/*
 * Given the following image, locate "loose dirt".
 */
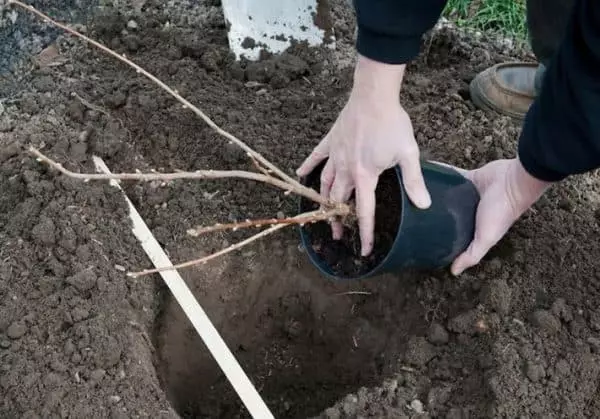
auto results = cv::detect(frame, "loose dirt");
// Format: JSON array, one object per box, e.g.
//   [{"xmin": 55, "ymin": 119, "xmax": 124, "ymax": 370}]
[{"xmin": 2, "ymin": 0, "xmax": 600, "ymax": 418}]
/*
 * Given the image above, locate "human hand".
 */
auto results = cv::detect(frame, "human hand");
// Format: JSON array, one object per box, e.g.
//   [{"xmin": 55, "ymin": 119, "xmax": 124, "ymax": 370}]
[
  {"xmin": 450, "ymin": 157, "xmax": 552, "ymax": 276},
  {"xmin": 296, "ymin": 55, "xmax": 431, "ymax": 256}
]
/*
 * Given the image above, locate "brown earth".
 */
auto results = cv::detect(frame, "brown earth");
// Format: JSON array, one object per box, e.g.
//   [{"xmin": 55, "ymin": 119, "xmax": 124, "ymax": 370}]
[{"xmin": 2, "ymin": 0, "xmax": 600, "ymax": 418}]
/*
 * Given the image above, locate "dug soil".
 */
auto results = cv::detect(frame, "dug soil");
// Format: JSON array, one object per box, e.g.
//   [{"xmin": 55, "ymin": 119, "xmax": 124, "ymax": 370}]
[{"xmin": 2, "ymin": 1, "xmax": 600, "ymax": 418}]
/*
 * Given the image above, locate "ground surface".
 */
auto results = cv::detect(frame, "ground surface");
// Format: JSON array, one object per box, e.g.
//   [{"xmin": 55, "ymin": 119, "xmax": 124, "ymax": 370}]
[{"xmin": 2, "ymin": 0, "xmax": 600, "ymax": 418}]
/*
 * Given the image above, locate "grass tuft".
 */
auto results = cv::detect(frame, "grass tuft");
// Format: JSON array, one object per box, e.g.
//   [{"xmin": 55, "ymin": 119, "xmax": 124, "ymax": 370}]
[{"xmin": 443, "ymin": 0, "xmax": 528, "ymax": 41}]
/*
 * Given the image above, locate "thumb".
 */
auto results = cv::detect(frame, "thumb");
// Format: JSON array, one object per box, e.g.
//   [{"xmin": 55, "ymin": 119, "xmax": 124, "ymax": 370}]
[
  {"xmin": 296, "ymin": 138, "xmax": 330, "ymax": 178},
  {"xmin": 450, "ymin": 233, "xmax": 495, "ymax": 276}
]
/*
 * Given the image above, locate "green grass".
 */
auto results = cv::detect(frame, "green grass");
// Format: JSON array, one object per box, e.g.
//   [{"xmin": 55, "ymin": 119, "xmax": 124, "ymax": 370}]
[{"xmin": 443, "ymin": 0, "xmax": 528, "ymax": 41}]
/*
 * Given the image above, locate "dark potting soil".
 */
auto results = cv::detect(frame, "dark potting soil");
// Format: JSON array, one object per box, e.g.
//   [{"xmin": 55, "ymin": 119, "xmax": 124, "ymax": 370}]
[
  {"xmin": 3, "ymin": 0, "xmax": 600, "ymax": 418},
  {"xmin": 300, "ymin": 165, "xmax": 401, "ymax": 278}
]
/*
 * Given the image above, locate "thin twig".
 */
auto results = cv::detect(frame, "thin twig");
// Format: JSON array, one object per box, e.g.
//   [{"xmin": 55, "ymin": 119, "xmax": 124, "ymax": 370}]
[
  {"xmin": 335, "ymin": 291, "xmax": 373, "ymax": 296},
  {"xmin": 187, "ymin": 209, "xmax": 337, "ymax": 236},
  {"xmin": 8, "ymin": 0, "xmax": 334, "ymax": 209},
  {"xmin": 130, "ymin": 208, "xmax": 327, "ymax": 277},
  {"xmin": 128, "ymin": 224, "xmax": 288, "ymax": 278},
  {"xmin": 30, "ymin": 147, "xmax": 339, "ymax": 205}
]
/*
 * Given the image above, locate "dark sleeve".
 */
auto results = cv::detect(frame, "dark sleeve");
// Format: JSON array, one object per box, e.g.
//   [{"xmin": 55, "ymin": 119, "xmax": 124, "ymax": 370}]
[
  {"xmin": 353, "ymin": 0, "xmax": 448, "ymax": 64},
  {"xmin": 518, "ymin": 0, "xmax": 600, "ymax": 182}
]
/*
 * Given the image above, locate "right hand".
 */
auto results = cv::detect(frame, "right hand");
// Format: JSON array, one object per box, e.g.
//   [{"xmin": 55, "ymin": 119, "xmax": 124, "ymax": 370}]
[{"xmin": 296, "ymin": 55, "xmax": 432, "ymax": 256}]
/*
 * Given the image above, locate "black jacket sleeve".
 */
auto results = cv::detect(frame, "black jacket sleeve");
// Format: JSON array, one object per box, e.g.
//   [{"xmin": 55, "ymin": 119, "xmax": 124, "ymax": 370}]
[
  {"xmin": 518, "ymin": 0, "xmax": 600, "ymax": 182},
  {"xmin": 353, "ymin": 0, "xmax": 448, "ymax": 64}
]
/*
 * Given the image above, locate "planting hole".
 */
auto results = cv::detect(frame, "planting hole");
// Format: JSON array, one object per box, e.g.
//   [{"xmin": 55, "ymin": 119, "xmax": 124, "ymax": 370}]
[{"xmin": 153, "ymin": 238, "xmax": 427, "ymax": 418}]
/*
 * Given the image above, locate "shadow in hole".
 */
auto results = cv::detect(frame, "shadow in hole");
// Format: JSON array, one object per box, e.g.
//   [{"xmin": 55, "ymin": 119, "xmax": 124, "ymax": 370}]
[{"xmin": 153, "ymin": 232, "xmax": 496, "ymax": 418}]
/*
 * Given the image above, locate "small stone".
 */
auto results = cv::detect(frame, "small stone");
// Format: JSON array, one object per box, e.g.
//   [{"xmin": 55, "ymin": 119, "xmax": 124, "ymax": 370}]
[
  {"xmin": 64, "ymin": 340, "xmax": 75, "ymax": 355},
  {"xmin": 109, "ymin": 395, "xmax": 121, "ymax": 404},
  {"xmin": 405, "ymin": 336, "xmax": 436, "ymax": 366},
  {"xmin": 411, "ymin": 399, "xmax": 425, "ymax": 413},
  {"xmin": 531, "ymin": 310, "xmax": 561, "ymax": 335},
  {"xmin": 0, "ymin": 339, "xmax": 11, "ymax": 349},
  {"xmin": 7, "ymin": 321, "xmax": 27, "ymax": 339},
  {"xmin": 526, "ymin": 360, "xmax": 545, "ymax": 382},
  {"xmin": 127, "ymin": 20, "xmax": 138, "ymax": 30},
  {"xmin": 90, "ymin": 369, "xmax": 106, "ymax": 383},
  {"xmin": 427, "ymin": 322, "xmax": 449, "ymax": 345},
  {"xmin": 342, "ymin": 394, "xmax": 358, "ymax": 416},
  {"xmin": 66, "ymin": 269, "xmax": 97, "ymax": 293}
]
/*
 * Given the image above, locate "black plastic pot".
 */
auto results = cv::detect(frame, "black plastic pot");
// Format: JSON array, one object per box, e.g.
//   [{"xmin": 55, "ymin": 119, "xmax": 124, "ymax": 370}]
[{"xmin": 298, "ymin": 160, "xmax": 480, "ymax": 280}]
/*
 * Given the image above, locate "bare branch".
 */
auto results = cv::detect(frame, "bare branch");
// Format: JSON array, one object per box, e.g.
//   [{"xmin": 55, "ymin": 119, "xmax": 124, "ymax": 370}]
[
  {"xmin": 129, "ymin": 208, "xmax": 328, "ymax": 277},
  {"xmin": 8, "ymin": 0, "xmax": 335, "ymax": 209},
  {"xmin": 128, "ymin": 223, "xmax": 287, "ymax": 278},
  {"xmin": 187, "ymin": 209, "xmax": 337, "ymax": 236},
  {"xmin": 30, "ymin": 146, "xmax": 305, "ymax": 194}
]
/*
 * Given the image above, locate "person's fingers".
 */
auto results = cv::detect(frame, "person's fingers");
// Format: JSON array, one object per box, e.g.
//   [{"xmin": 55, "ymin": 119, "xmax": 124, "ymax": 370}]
[
  {"xmin": 354, "ymin": 171, "xmax": 378, "ymax": 256},
  {"xmin": 296, "ymin": 137, "xmax": 330, "ymax": 177},
  {"xmin": 428, "ymin": 160, "xmax": 469, "ymax": 177},
  {"xmin": 329, "ymin": 173, "xmax": 354, "ymax": 240},
  {"xmin": 319, "ymin": 158, "xmax": 336, "ymax": 200},
  {"xmin": 398, "ymin": 150, "xmax": 432, "ymax": 209},
  {"xmin": 450, "ymin": 230, "xmax": 497, "ymax": 276}
]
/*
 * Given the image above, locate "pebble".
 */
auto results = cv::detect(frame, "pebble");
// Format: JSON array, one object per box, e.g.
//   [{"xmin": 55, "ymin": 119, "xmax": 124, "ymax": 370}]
[
  {"xmin": 531, "ymin": 310, "xmax": 561, "ymax": 335},
  {"xmin": 90, "ymin": 369, "xmax": 106, "ymax": 383},
  {"xmin": 7, "ymin": 321, "xmax": 27, "ymax": 339},
  {"xmin": 127, "ymin": 20, "xmax": 138, "ymax": 30},
  {"xmin": 0, "ymin": 339, "xmax": 11, "ymax": 349},
  {"xmin": 411, "ymin": 399, "xmax": 425, "ymax": 413},
  {"xmin": 109, "ymin": 395, "xmax": 121, "ymax": 404},
  {"xmin": 427, "ymin": 322, "xmax": 449, "ymax": 345},
  {"xmin": 341, "ymin": 394, "xmax": 358, "ymax": 416},
  {"xmin": 66, "ymin": 269, "xmax": 97, "ymax": 293},
  {"xmin": 405, "ymin": 336, "xmax": 436, "ymax": 366}
]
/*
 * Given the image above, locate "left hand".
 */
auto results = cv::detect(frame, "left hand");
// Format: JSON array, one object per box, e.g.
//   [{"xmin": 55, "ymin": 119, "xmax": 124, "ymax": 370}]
[{"xmin": 450, "ymin": 158, "xmax": 552, "ymax": 275}]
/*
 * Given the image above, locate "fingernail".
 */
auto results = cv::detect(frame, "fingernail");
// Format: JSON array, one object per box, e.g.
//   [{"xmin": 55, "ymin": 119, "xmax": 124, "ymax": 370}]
[
  {"xmin": 420, "ymin": 192, "xmax": 432, "ymax": 208},
  {"xmin": 361, "ymin": 244, "xmax": 372, "ymax": 257}
]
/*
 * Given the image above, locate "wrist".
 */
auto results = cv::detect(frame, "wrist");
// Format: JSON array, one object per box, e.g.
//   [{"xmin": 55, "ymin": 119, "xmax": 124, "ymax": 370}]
[
  {"xmin": 350, "ymin": 54, "xmax": 405, "ymax": 104},
  {"xmin": 511, "ymin": 157, "xmax": 553, "ymax": 205}
]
